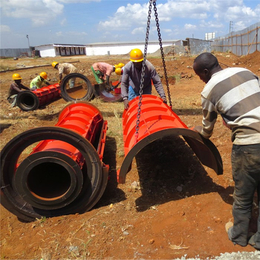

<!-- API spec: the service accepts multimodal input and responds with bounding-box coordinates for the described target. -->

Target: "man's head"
[193,52,221,83]
[52,61,59,69]
[12,73,22,83]
[40,72,48,80]
[130,48,144,70]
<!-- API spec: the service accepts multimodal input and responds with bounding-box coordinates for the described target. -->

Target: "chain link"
[153,1,172,108]
[134,0,152,143]
[135,0,172,142]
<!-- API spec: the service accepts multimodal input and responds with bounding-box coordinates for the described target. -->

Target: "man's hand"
[123,99,129,110]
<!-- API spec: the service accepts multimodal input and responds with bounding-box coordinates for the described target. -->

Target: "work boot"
[225,221,234,242]
[225,221,233,233]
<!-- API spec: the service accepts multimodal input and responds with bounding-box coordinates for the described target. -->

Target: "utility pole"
[229,21,233,33]
[26,35,31,57]
[26,35,30,48]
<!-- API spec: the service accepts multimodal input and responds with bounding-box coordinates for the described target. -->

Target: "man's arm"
[199,96,218,138]
[44,79,51,86]
[150,68,167,102]
[21,84,30,91]
[120,70,130,110]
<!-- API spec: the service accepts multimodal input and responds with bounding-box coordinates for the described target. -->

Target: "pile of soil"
[0,51,260,259]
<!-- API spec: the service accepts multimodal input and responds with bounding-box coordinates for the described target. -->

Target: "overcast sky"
[1,0,259,48]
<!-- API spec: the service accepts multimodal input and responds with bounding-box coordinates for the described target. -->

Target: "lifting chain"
[153,1,172,108]
[135,0,172,143]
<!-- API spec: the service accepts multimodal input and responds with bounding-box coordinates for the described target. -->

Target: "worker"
[120,48,167,110]
[91,62,117,88]
[52,61,78,88]
[30,72,50,90]
[192,52,260,249]
[7,73,30,107]
[115,66,134,97]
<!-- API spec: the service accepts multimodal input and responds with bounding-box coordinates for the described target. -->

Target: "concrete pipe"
[17,83,61,111]
[117,95,223,184]
[0,102,109,222]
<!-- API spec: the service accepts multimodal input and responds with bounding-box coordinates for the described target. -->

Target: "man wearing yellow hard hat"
[7,73,30,107]
[91,62,124,90]
[30,72,50,90]
[120,48,167,110]
[52,61,78,88]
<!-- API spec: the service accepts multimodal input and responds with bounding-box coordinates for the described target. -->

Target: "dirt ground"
[0,51,260,259]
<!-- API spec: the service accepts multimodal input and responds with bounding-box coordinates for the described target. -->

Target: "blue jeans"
[128,86,138,101]
[228,143,260,248]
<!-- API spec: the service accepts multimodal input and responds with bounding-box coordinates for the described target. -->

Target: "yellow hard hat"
[12,73,22,80]
[130,48,143,62]
[115,68,123,75]
[117,63,125,68]
[40,72,48,79]
[52,61,59,68]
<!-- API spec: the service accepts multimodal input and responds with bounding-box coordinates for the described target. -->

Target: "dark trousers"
[228,143,260,248]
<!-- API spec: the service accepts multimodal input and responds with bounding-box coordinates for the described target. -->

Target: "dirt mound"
[0,53,260,259]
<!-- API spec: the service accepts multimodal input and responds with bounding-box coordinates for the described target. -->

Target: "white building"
[85,40,179,56]
[35,44,86,57]
[35,40,179,57]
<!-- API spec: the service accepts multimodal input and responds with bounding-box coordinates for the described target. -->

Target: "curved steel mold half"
[117,95,223,184]
[17,83,61,111]
[0,102,109,222]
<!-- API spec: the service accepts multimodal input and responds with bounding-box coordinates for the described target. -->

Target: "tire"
[60,73,94,102]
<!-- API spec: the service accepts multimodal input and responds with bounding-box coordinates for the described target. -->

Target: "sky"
[0,0,260,49]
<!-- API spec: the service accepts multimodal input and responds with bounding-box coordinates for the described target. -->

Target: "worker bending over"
[91,62,124,88]
[193,52,260,250]
[30,72,50,90]
[120,48,167,110]
[52,61,78,88]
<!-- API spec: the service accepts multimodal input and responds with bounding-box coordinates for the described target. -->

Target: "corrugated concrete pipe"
[16,83,61,111]
[117,95,223,184]
[0,102,109,222]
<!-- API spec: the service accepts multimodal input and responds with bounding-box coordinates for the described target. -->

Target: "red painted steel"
[122,95,187,155]
[0,102,109,221]
[34,83,61,107]
[17,83,61,111]
[32,102,107,164]
[117,94,223,184]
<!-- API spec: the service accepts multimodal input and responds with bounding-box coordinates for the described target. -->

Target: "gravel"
[176,250,260,260]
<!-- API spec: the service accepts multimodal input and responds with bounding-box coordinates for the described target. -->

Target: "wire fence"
[211,22,260,56]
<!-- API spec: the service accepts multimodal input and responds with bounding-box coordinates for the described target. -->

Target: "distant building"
[85,40,179,56]
[35,44,86,57]
[35,41,180,57]
[205,32,216,40]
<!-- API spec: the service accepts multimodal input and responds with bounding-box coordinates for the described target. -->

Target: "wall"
[211,22,260,56]
[0,48,31,58]
[85,41,177,56]
[36,45,56,57]
[187,38,212,55]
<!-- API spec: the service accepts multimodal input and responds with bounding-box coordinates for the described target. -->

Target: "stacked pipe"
[117,95,223,184]
[0,102,109,222]
[17,83,61,111]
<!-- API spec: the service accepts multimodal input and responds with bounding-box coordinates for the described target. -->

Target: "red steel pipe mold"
[0,102,109,222]
[17,83,61,111]
[117,95,223,184]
